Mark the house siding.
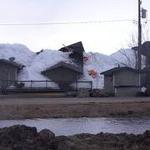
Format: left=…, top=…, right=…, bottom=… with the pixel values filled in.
left=0, top=62, right=18, bottom=88
left=43, top=67, right=80, bottom=82
left=115, top=87, right=140, bottom=97
left=114, top=70, right=139, bottom=86
left=102, top=69, right=140, bottom=96
left=114, top=70, right=140, bottom=96
left=43, top=66, right=82, bottom=91
left=104, top=75, right=114, bottom=94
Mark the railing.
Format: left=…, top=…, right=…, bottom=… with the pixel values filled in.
left=0, top=79, right=92, bottom=93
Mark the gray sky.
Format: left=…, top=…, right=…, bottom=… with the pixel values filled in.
left=0, top=0, right=150, bottom=54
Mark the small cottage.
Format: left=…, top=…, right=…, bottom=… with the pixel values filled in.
left=101, top=67, right=140, bottom=96
left=42, top=61, right=82, bottom=90
left=0, top=58, right=23, bottom=88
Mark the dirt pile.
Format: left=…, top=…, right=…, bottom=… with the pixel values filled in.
left=0, top=125, right=150, bottom=150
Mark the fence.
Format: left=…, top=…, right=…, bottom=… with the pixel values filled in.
left=0, top=79, right=92, bottom=93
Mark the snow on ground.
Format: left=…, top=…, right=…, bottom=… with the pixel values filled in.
left=0, top=43, right=135, bottom=89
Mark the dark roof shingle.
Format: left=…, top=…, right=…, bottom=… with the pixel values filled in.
left=101, top=67, right=138, bottom=76
left=59, top=41, right=85, bottom=53
left=42, top=61, right=83, bottom=74
left=0, top=59, right=23, bottom=69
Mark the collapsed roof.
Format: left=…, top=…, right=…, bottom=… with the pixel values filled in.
left=59, top=41, right=85, bottom=53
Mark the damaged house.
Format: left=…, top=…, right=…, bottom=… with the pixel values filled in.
left=42, top=42, right=85, bottom=91
left=0, top=42, right=92, bottom=95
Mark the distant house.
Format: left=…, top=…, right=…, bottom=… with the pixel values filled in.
left=0, top=58, right=23, bottom=88
left=101, top=67, right=140, bottom=96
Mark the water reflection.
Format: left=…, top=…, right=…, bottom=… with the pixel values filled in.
left=0, top=117, right=149, bottom=136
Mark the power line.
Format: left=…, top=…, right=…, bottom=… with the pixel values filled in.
left=0, top=19, right=136, bottom=26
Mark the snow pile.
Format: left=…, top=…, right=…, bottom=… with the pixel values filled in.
left=0, top=43, right=136, bottom=89
left=18, top=49, right=70, bottom=88
left=82, top=52, right=117, bottom=88
left=0, top=44, right=35, bottom=66
left=30, top=50, right=70, bottom=73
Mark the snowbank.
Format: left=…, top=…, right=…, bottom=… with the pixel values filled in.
left=82, top=52, right=116, bottom=88
left=18, top=49, right=70, bottom=88
left=30, top=50, right=69, bottom=73
left=0, top=44, right=35, bottom=66
left=0, top=43, right=135, bottom=89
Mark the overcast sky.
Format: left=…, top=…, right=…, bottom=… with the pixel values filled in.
left=0, top=0, right=150, bottom=54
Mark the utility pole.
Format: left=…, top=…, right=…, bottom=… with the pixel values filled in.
left=138, top=0, right=142, bottom=90
left=138, top=0, right=142, bottom=71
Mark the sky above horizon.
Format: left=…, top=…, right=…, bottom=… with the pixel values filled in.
left=0, top=0, right=150, bottom=54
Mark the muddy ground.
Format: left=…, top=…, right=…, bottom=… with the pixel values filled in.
left=0, top=96, right=150, bottom=119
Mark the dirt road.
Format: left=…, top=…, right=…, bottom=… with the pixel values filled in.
left=0, top=95, right=150, bottom=105
left=0, top=95, right=150, bottom=120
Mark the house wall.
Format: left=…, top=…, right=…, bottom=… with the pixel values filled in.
left=115, top=87, right=140, bottom=97
left=104, top=75, right=114, bottom=94
left=103, top=70, right=140, bottom=96
left=114, top=70, right=140, bottom=96
left=143, top=71, right=150, bottom=94
left=0, top=62, right=18, bottom=88
left=43, top=67, right=82, bottom=91
left=114, top=70, right=139, bottom=86
left=141, top=72, right=146, bottom=86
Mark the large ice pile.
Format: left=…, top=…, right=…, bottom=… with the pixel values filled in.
left=0, top=43, right=135, bottom=89
left=0, top=44, right=35, bottom=66
left=82, top=52, right=116, bottom=88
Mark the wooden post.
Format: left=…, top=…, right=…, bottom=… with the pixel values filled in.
left=46, top=80, right=48, bottom=88
left=31, top=80, right=32, bottom=89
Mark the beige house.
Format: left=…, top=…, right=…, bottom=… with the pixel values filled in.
left=101, top=67, right=141, bottom=96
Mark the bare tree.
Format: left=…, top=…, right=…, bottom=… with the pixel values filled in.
left=115, top=22, right=149, bottom=69
left=117, top=49, right=137, bottom=68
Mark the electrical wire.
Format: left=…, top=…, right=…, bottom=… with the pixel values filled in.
left=0, top=19, right=135, bottom=26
